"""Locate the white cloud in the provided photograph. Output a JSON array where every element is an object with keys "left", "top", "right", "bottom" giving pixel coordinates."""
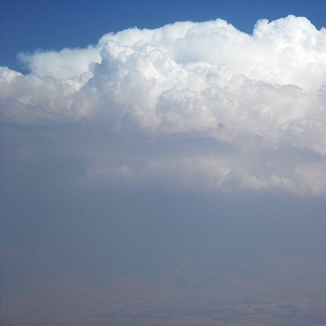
[
  {"left": 1, "top": 15, "right": 326, "bottom": 196},
  {"left": 18, "top": 46, "right": 101, "bottom": 80}
]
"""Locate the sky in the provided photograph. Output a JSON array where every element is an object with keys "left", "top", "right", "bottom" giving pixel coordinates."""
[
  {"left": 1, "top": 0, "right": 326, "bottom": 71},
  {"left": 1, "top": 1, "right": 326, "bottom": 325}
]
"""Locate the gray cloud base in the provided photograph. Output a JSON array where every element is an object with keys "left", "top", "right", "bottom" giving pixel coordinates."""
[{"left": 1, "top": 15, "right": 326, "bottom": 196}]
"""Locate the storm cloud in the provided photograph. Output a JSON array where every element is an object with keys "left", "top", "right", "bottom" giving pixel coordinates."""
[{"left": 1, "top": 15, "right": 326, "bottom": 196}]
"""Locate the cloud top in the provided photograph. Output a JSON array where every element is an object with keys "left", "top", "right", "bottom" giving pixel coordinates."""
[{"left": 1, "top": 15, "right": 326, "bottom": 196}]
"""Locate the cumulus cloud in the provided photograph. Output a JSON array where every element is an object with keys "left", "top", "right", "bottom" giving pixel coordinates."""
[{"left": 1, "top": 15, "right": 326, "bottom": 195}]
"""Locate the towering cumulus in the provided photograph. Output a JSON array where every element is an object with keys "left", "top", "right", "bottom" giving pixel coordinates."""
[{"left": 1, "top": 15, "right": 326, "bottom": 195}]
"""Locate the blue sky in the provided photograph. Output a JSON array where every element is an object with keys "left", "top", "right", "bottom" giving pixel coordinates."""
[
  {"left": 1, "top": 0, "right": 325, "bottom": 71},
  {"left": 1, "top": 1, "right": 326, "bottom": 324}
]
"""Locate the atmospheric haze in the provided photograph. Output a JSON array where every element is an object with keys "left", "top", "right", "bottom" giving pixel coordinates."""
[{"left": 1, "top": 15, "right": 326, "bottom": 326}]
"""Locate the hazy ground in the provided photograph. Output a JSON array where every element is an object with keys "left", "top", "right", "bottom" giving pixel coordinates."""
[
  {"left": 1, "top": 192, "right": 326, "bottom": 325},
  {"left": 1, "top": 254, "right": 326, "bottom": 325}
]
